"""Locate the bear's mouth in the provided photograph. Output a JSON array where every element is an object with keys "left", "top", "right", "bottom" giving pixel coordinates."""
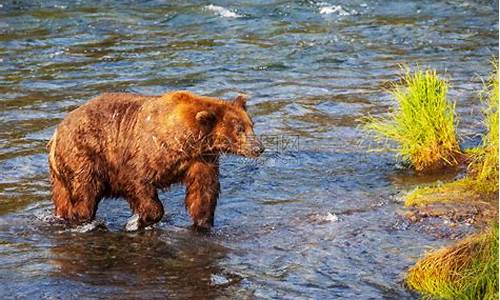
[{"left": 239, "top": 142, "right": 265, "bottom": 158}]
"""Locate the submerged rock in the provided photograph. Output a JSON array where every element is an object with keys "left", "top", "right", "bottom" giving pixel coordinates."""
[{"left": 400, "top": 200, "right": 497, "bottom": 239}]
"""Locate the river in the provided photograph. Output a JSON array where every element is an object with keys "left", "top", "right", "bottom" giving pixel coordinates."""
[{"left": 0, "top": 1, "right": 497, "bottom": 299}]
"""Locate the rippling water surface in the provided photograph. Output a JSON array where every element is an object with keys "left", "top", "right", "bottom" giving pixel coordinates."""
[{"left": 0, "top": 1, "right": 497, "bottom": 299}]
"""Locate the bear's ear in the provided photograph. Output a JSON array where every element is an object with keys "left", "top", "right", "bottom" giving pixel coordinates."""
[
  {"left": 233, "top": 94, "right": 247, "bottom": 110},
  {"left": 195, "top": 110, "right": 216, "bottom": 126}
]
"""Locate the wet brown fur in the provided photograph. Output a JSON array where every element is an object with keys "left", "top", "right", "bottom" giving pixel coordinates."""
[{"left": 48, "top": 91, "right": 263, "bottom": 230}]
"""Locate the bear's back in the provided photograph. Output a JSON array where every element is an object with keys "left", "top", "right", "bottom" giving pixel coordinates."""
[
  {"left": 60, "top": 93, "right": 160, "bottom": 128},
  {"left": 82, "top": 92, "right": 160, "bottom": 116},
  {"left": 54, "top": 93, "right": 163, "bottom": 157}
]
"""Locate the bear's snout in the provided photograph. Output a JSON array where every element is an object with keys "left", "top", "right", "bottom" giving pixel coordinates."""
[
  {"left": 245, "top": 137, "right": 265, "bottom": 157},
  {"left": 253, "top": 140, "right": 265, "bottom": 156}
]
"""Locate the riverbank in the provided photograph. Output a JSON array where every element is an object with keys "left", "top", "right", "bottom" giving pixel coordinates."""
[{"left": 404, "top": 64, "right": 498, "bottom": 299}]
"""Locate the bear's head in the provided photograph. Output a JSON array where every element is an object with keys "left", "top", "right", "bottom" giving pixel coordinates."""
[{"left": 194, "top": 94, "right": 265, "bottom": 158}]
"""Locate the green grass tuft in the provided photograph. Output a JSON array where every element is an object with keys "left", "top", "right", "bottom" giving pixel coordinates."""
[
  {"left": 405, "top": 178, "right": 479, "bottom": 207},
  {"left": 468, "top": 61, "right": 499, "bottom": 193},
  {"left": 406, "top": 224, "right": 499, "bottom": 300},
  {"left": 405, "top": 61, "right": 499, "bottom": 206},
  {"left": 364, "top": 67, "right": 462, "bottom": 173}
]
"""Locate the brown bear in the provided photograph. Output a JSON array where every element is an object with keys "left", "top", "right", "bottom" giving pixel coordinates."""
[{"left": 47, "top": 91, "right": 264, "bottom": 231}]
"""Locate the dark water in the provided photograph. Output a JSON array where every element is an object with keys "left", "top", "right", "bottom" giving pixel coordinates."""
[{"left": 0, "top": 1, "right": 497, "bottom": 299}]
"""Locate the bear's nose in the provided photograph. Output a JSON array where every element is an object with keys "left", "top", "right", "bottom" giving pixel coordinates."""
[{"left": 253, "top": 141, "right": 265, "bottom": 156}]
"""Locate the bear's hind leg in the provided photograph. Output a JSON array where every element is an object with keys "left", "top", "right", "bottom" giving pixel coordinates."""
[
  {"left": 51, "top": 175, "right": 72, "bottom": 220},
  {"left": 68, "top": 174, "right": 102, "bottom": 225},
  {"left": 125, "top": 184, "right": 164, "bottom": 231},
  {"left": 52, "top": 174, "right": 100, "bottom": 225},
  {"left": 70, "top": 195, "right": 99, "bottom": 225}
]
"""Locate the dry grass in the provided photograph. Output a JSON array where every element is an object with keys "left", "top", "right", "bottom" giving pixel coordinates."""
[{"left": 406, "top": 225, "right": 499, "bottom": 300}]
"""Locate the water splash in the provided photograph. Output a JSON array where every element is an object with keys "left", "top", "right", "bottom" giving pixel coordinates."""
[
  {"left": 205, "top": 5, "right": 241, "bottom": 18},
  {"left": 308, "top": 212, "right": 341, "bottom": 224},
  {"left": 69, "top": 219, "right": 107, "bottom": 233},
  {"left": 323, "top": 212, "right": 340, "bottom": 222},
  {"left": 210, "top": 273, "right": 230, "bottom": 286},
  {"left": 125, "top": 214, "right": 141, "bottom": 231},
  {"left": 319, "top": 4, "right": 351, "bottom": 16}
]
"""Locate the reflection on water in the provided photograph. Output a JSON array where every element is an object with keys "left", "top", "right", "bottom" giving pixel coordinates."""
[
  {"left": 0, "top": 0, "right": 497, "bottom": 299},
  {"left": 47, "top": 230, "right": 237, "bottom": 299}
]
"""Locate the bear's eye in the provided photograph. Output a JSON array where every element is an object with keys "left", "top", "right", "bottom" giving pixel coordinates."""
[
  {"left": 236, "top": 124, "right": 244, "bottom": 133},
  {"left": 233, "top": 120, "right": 244, "bottom": 133}
]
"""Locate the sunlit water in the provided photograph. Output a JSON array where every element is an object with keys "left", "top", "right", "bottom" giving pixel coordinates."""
[{"left": 0, "top": 1, "right": 497, "bottom": 299}]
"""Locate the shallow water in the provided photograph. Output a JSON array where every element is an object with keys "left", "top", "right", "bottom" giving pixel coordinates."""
[{"left": 0, "top": 1, "right": 497, "bottom": 299}]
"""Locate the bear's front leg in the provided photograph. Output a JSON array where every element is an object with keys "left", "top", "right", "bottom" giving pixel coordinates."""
[
  {"left": 184, "top": 160, "right": 220, "bottom": 230},
  {"left": 125, "top": 183, "right": 164, "bottom": 231}
]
